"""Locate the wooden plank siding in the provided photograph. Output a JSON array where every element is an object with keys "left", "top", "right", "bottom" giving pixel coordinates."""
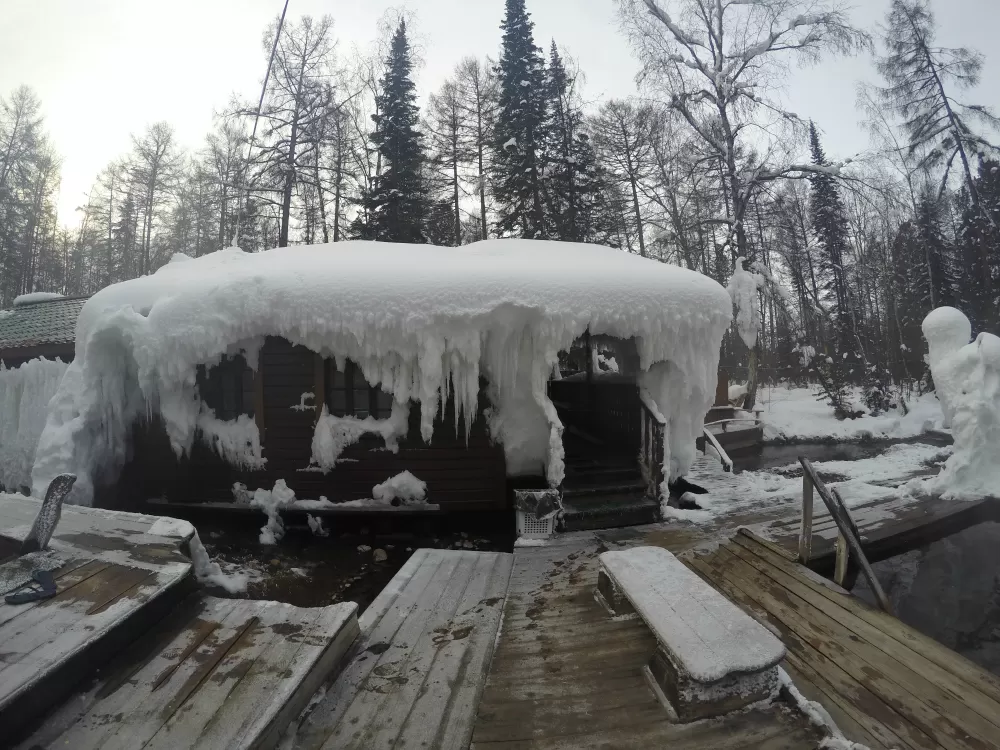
[{"left": 119, "top": 336, "right": 509, "bottom": 511}]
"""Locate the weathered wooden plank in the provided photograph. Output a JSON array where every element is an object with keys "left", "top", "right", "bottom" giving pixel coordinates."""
[
  {"left": 704, "top": 545, "right": 996, "bottom": 750},
  {"left": 316, "top": 551, "right": 471, "bottom": 748},
  {"left": 728, "top": 534, "right": 1000, "bottom": 732},
  {"left": 294, "top": 549, "right": 461, "bottom": 747},
  {"left": 400, "top": 552, "right": 512, "bottom": 749},
  {"left": 732, "top": 531, "right": 1000, "bottom": 702},
  {"left": 686, "top": 552, "right": 934, "bottom": 750},
  {"left": 0, "top": 558, "right": 108, "bottom": 628}
]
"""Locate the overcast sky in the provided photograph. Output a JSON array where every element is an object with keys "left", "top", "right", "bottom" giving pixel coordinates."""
[{"left": 2, "top": 0, "right": 997, "bottom": 226}]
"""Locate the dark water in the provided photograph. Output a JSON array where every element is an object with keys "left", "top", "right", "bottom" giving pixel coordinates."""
[
  {"left": 732, "top": 432, "right": 953, "bottom": 473},
  {"left": 854, "top": 522, "right": 1000, "bottom": 677}
]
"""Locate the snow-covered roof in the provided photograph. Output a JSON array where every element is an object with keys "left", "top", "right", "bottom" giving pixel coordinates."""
[
  {"left": 35, "top": 239, "right": 732, "bottom": 505},
  {"left": 0, "top": 295, "right": 87, "bottom": 355}
]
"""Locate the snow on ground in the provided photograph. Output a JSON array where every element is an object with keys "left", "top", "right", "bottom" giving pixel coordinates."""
[
  {"left": 672, "top": 441, "right": 950, "bottom": 525},
  {"left": 0, "top": 357, "right": 68, "bottom": 491},
  {"left": 32, "top": 239, "right": 731, "bottom": 506},
  {"left": 756, "top": 385, "right": 944, "bottom": 443}
]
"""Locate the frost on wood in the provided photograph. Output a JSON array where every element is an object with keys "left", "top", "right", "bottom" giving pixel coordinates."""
[
  {"left": 727, "top": 257, "right": 764, "bottom": 349},
  {"left": 372, "top": 470, "right": 427, "bottom": 505},
  {"left": 0, "top": 358, "right": 68, "bottom": 491},
  {"left": 922, "top": 307, "right": 1000, "bottom": 499},
  {"left": 30, "top": 240, "right": 731, "bottom": 504}
]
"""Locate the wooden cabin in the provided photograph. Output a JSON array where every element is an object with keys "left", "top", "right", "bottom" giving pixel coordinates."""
[{"left": 120, "top": 337, "right": 508, "bottom": 513}]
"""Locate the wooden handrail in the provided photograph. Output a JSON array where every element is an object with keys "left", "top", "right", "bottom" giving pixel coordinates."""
[
  {"left": 702, "top": 427, "right": 734, "bottom": 473},
  {"left": 798, "top": 457, "right": 893, "bottom": 614},
  {"left": 638, "top": 394, "right": 666, "bottom": 499}
]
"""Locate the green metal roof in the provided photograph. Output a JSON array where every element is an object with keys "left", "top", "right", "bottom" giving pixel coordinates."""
[{"left": 0, "top": 296, "right": 87, "bottom": 353}]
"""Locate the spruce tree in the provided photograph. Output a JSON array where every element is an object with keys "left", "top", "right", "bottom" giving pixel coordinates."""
[
  {"left": 360, "top": 21, "right": 427, "bottom": 243},
  {"left": 959, "top": 160, "right": 1000, "bottom": 331},
  {"left": 493, "top": 0, "right": 548, "bottom": 239},
  {"left": 808, "top": 122, "right": 854, "bottom": 349},
  {"left": 543, "top": 42, "right": 609, "bottom": 243}
]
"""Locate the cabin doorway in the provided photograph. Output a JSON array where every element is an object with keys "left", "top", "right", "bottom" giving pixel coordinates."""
[{"left": 549, "top": 334, "right": 658, "bottom": 529}]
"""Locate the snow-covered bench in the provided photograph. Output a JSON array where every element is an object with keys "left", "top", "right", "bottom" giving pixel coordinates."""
[{"left": 597, "top": 546, "right": 785, "bottom": 722}]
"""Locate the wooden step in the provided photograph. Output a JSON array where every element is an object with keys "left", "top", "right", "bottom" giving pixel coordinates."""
[
  {"left": 561, "top": 494, "right": 660, "bottom": 531},
  {"left": 20, "top": 595, "right": 359, "bottom": 750},
  {"left": 563, "top": 480, "right": 648, "bottom": 498}
]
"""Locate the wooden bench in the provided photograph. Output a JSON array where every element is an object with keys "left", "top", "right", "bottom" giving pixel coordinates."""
[{"left": 597, "top": 546, "right": 786, "bottom": 722}]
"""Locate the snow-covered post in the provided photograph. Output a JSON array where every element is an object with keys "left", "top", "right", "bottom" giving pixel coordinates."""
[
  {"left": 726, "top": 257, "right": 764, "bottom": 406},
  {"left": 921, "top": 307, "right": 1000, "bottom": 498}
]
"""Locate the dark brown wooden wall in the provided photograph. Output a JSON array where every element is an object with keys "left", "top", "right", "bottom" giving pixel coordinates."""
[{"left": 121, "top": 336, "right": 508, "bottom": 512}]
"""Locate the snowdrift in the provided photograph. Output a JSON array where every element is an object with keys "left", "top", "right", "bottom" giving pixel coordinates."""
[{"left": 31, "top": 239, "right": 731, "bottom": 505}]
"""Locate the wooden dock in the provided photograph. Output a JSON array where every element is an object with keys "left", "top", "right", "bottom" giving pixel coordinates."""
[
  {"left": 290, "top": 548, "right": 513, "bottom": 750},
  {"left": 0, "top": 493, "right": 196, "bottom": 738},
  {"left": 685, "top": 529, "right": 1000, "bottom": 750},
  {"left": 17, "top": 595, "right": 359, "bottom": 750},
  {"left": 471, "top": 535, "right": 824, "bottom": 748}
]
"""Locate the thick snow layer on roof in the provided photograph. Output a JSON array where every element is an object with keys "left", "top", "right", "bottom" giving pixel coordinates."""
[
  {"left": 32, "top": 239, "right": 731, "bottom": 505},
  {"left": 12, "top": 292, "right": 64, "bottom": 307}
]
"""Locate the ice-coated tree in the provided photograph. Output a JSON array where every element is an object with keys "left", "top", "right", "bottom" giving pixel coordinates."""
[
  {"left": 877, "top": 0, "right": 1000, "bottom": 199},
  {"left": 493, "top": 0, "right": 548, "bottom": 239},
  {"left": 357, "top": 20, "right": 427, "bottom": 243},
  {"left": 617, "top": 0, "right": 868, "bottom": 408}
]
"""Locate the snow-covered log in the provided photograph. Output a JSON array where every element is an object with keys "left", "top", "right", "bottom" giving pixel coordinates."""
[{"left": 31, "top": 240, "right": 731, "bottom": 505}]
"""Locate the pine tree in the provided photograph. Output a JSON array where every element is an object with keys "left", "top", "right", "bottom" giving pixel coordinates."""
[
  {"left": 959, "top": 160, "right": 1000, "bottom": 331},
  {"left": 493, "top": 0, "right": 547, "bottom": 239},
  {"left": 808, "top": 124, "right": 854, "bottom": 343},
  {"left": 915, "top": 191, "right": 958, "bottom": 310},
  {"left": 358, "top": 21, "right": 427, "bottom": 243}
]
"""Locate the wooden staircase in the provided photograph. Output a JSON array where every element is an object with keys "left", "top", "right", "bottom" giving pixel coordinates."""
[{"left": 560, "top": 443, "right": 659, "bottom": 531}]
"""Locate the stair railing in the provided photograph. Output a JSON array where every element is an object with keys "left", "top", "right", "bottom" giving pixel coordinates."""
[
  {"left": 638, "top": 390, "right": 666, "bottom": 498},
  {"left": 798, "top": 457, "right": 893, "bottom": 614},
  {"left": 702, "top": 427, "right": 734, "bottom": 473}
]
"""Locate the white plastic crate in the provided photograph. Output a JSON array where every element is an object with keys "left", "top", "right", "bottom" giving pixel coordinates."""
[{"left": 516, "top": 509, "right": 556, "bottom": 539}]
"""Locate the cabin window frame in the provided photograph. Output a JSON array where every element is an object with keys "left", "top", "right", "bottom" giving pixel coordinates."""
[
  {"left": 324, "top": 359, "right": 393, "bottom": 420},
  {"left": 197, "top": 354, "right": 254, "bottom": 421}
]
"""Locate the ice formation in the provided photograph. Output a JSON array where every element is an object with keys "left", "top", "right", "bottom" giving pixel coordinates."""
[
  {"left": 310, "top": 402, "right": 410, "bottom": 471},
  {"left": 0, "top": 358, "right": 68, "bottom": 491},
  {"left": 189, "top": 531, "right": 248, "bottom": 593},
  {"left": 727, "top": 256, "right": 765, "bottom": 349},
  {"left": 922, "top": 307, "right": 1000, "bottom": 498},
  {"left": 31, "top": 240, "right": 731, "bottom": 505},
  {"left": 251, "top": 479, "right": 297, "bottom": 544},
  {"left": 372, "top": 470, "right": 427, "bottom": 505}
]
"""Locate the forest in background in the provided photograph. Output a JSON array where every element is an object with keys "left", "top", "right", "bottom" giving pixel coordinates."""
[{"left": 1, "top": 0, "right": 998, "bottom": 414}]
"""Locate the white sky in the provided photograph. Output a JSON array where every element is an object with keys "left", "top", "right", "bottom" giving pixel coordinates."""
[{"left": 1, "top": 0, "right": 997, "bottom": 227}]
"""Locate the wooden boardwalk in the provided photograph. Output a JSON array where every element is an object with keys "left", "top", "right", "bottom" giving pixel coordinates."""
[
  {"left": 0, "top": 493, "right": 196, "bottom": 738},
  {"left": 18, "top": 596, "right": 359, "bottom": 750},
  {"left": 290, "top": 549, "right": 513, "bottom": 750},
  {"left": 471, "top": 536, "right": 824, "bottom": 749},
  {"left": 685, "top": 529, "right": 1000, "bottom": 750}
]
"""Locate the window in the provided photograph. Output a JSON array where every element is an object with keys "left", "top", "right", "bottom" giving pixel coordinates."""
[
  {"left": 198, "top": 355, "right": 254, "bottom": 420},
  {"left": 325, "top": 359, "right": 393, "bottom": 419}
]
